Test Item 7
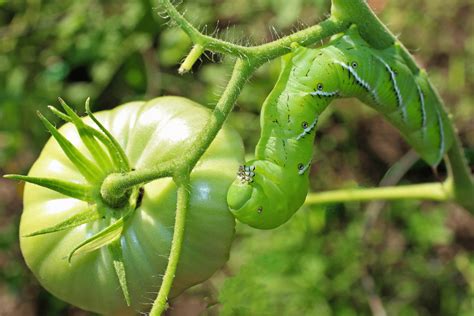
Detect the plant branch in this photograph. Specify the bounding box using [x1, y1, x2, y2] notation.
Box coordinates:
[158, 0, 350, 62]
[149, 176, 191, 316]
[100, 161, 175, 207]
[248, 17, 349, 62]
[179, 44, 204, 74]
[304, 182, 452, 205]
[178, 58, 254, 171]
[158, 0, 252, 57]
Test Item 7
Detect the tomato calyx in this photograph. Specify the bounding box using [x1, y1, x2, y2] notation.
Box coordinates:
[4, 98, 141, 306]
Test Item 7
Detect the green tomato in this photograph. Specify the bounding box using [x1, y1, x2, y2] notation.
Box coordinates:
[19, 96, 244, 314]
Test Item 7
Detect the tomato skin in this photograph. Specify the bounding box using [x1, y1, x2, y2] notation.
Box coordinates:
[19, 96, 244, 314]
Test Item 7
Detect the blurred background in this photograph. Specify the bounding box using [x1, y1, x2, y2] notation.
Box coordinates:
[0, 0, 473, 315]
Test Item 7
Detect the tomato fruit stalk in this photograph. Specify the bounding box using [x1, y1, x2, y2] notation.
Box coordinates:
[6, 96, 244, 315]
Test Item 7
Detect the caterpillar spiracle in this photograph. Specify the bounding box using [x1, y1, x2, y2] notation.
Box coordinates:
[227, 26, 454, 229]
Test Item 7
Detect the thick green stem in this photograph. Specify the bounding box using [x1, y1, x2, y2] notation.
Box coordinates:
[149, 176, 190, 316]
[305, 182, 452, 205]
[331, 0, 395, 49]
[100, 161, 174, 207]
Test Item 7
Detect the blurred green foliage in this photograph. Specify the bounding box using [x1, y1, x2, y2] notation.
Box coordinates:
[222, 201, 471, 316]
[0, 0, 473, 315]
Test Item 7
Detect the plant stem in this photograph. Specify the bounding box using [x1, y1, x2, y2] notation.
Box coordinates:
[446, 132, 474, 212]
[331, 0, 394, 49]
[149, 176, 191, 316]
[304, 182, 452, 205]
[100, 161, 175, 207]
[158, 0, 252, 57]
[158, 0, 350, 60]
[179, 44, 204, 74]
[249, 17, 349, 62]
[180, 58, 254, 171]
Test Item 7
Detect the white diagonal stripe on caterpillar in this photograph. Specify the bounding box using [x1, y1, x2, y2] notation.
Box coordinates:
[296, 116, 318, 140]
[415, 82, 427, 133]
[333, 60, 380, 104]
[310, 90, 339, 97]
[435, 107, 445, 165]
[373, 55, 406, 122]
[298, 160, 312, 175]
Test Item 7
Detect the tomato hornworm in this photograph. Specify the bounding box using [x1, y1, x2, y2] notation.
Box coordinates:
[227, 26, 453, 229]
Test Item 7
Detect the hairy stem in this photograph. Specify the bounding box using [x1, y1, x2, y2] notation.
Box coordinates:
[149, 176, 190, 316]
[158, 0, 252, 57]
[158, 0, 350, 61]
[179, 58, 254, 171]
[248, 17, 349, 62]
[100, 161, 175, 207]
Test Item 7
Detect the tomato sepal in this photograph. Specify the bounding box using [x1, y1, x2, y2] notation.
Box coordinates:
[3, 174, 94, 202]
[22, 206, 101, 237]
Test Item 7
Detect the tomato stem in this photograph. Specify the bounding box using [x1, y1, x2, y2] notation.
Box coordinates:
[304, 181, 453, 206]
[99, 161, 174, 208]
[149, 176, 191, 316]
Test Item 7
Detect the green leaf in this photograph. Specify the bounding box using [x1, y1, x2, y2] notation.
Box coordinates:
[109, 240, 131, 306]
[23, 206, 101, 237]
[58, 98, 113, 171]
[85, 100, 130, 172]
[4, 174, 93, 202]
[37, 111, 103, 183]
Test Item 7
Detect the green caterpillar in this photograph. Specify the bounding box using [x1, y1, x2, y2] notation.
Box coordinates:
[227, 26, 453, 229]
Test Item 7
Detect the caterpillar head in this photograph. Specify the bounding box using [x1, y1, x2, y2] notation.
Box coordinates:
[227, 160, 308, 229]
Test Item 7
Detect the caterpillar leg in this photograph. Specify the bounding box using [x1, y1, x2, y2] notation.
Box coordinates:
[227, 160, 308, 229]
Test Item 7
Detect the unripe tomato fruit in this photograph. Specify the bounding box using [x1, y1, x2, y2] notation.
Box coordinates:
[19, 96, 244, 314]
